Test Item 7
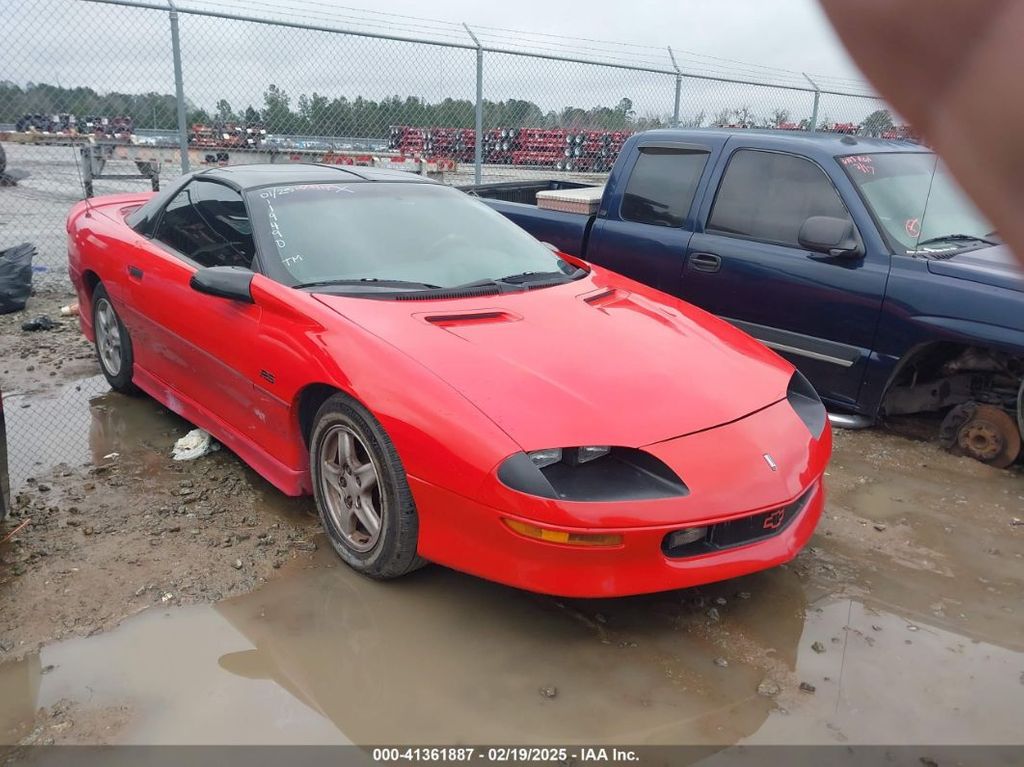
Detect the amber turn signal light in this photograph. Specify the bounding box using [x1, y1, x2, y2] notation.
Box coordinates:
[502, 518, 623, 547]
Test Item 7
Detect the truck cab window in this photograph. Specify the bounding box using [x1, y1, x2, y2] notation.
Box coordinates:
[707, 149, 851, 247]
[154, 180, 256, 269]
[621, 147, 708, 228]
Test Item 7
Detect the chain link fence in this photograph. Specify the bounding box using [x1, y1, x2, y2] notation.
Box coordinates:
[0, 0, 892, 289]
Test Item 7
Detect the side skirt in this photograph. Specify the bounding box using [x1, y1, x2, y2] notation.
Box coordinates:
[132, 365, 310, 496]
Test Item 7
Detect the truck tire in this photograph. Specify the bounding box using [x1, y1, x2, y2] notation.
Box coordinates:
[1017, 378, 1024, 442]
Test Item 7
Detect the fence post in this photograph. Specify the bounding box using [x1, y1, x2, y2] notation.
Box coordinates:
[803, 72, 820, 132]
[168, 0, 190, 173]
[463, 23, 483, 185]
[668, 47, 682, 128]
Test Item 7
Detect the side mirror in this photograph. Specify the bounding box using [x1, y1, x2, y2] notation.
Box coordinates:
[190, 266, 255, 303]
[798, 216, 863, 259]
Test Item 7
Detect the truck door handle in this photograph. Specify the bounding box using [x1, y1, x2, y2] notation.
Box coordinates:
[690, 253, 722, 273]
[127, 265, 144, 280]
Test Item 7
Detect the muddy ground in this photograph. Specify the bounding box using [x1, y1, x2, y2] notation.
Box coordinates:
[0, 289, 1022, 749]
[0, 291, 322, 654]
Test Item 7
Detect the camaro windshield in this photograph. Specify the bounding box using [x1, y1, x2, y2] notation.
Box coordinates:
[246, 181, 579, 290]
[839, 152, 993, 254]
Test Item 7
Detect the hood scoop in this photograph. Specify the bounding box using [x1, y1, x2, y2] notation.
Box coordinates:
[580, 287, 630, 308]
[419, 310, 521, 328]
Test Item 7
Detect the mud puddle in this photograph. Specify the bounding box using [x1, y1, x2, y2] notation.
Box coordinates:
[3, 375, 182, 492]
[0, 376, 320, 656]
[3, 541, 1023, 747]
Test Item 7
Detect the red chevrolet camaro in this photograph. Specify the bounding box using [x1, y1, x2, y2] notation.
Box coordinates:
[67, 164, 831, 597]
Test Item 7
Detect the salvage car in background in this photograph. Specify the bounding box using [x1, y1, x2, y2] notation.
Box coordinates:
[469, 129, 1024, 467]
[66, 164, 830, 597]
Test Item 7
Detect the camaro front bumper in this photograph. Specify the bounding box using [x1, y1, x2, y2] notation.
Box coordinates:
[412, 399, 831, 598]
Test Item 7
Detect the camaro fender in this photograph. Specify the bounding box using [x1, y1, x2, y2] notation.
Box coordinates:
[245, 277, 522, 501]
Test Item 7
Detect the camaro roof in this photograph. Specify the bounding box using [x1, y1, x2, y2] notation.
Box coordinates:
[196, 163, 436, 191]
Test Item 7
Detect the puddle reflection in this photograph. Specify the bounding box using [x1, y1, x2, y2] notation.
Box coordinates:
[4, 375, 186, 491]
[2, 545, 1022, 746]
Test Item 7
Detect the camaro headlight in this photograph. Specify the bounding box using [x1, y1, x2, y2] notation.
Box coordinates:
[502, 447, 687, 502]
[787, 370, 827, 438]
[528, 446, 610, 469]
[528, 448, 563, 469]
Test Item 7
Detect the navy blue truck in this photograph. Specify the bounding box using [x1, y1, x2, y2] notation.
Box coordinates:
[465, 128, 1024, 466]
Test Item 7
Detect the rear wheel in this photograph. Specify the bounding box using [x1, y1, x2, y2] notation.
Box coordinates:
[92, 284, 137, 394]
[310, 393, 425, 579]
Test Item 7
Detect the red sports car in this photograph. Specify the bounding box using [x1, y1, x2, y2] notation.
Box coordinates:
[67, 164, 831, 597]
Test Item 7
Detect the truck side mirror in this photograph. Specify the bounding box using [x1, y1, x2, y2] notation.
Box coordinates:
[798, 216, 863, 259]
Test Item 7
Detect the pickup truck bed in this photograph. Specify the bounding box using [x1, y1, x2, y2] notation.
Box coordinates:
[463, 179, 599, 257]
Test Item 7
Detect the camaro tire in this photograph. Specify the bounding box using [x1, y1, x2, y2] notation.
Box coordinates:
[310, 393, 425, 579]
[92, 283, 137, 394]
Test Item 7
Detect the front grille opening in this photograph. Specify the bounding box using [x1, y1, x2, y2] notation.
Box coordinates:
[661, 485, 815, 559]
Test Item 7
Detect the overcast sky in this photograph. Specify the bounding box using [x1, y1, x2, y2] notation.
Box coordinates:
[6, 0, 879, 126]
[332, 0, 867, 84]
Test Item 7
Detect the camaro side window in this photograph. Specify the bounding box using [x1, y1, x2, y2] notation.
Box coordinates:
[707, 150, 851, 247]
[621, 147, 709, 228]
[154, 181, 255, 269]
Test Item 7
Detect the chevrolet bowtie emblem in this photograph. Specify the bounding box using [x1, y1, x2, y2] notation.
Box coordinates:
[763, 453, 778, 471]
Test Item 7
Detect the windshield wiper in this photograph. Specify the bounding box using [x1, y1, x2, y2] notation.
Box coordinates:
[454, 268, 587, 290]
[502, 268, 587, 284]
[915, 233, 997, 248]
[294, 278, 443, 290]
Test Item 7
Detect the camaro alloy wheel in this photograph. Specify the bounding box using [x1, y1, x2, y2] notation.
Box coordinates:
[318, 425, 384, 553]
[94, 298, 122, 377]
[310, 394, 424, 578]
[91, 284, 136, 394]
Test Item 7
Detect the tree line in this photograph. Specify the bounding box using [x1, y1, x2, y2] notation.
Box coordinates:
[0, 82, 665, 135]
[0, 81, 894, 136]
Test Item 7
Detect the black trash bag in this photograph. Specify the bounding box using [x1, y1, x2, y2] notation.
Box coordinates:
[0, 243, 35, 315]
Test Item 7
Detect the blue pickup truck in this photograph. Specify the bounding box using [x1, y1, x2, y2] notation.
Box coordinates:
[465, 128, 1024, 467]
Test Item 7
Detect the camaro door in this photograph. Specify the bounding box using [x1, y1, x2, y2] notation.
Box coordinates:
[129, 178, 265, 440]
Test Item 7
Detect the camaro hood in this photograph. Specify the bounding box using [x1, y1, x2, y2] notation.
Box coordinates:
[315, 276, 793, 450]
[926, 244, 1024, 293]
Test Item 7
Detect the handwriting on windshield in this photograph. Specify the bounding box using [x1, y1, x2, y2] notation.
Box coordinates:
[258, 184, 355, 200]
[840, 155, 875, 175]
[257, 185, 353, 267]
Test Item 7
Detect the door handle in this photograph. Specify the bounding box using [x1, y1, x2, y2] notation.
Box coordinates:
[690, 252, 722, 273]
[127, 265, 144, 280]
